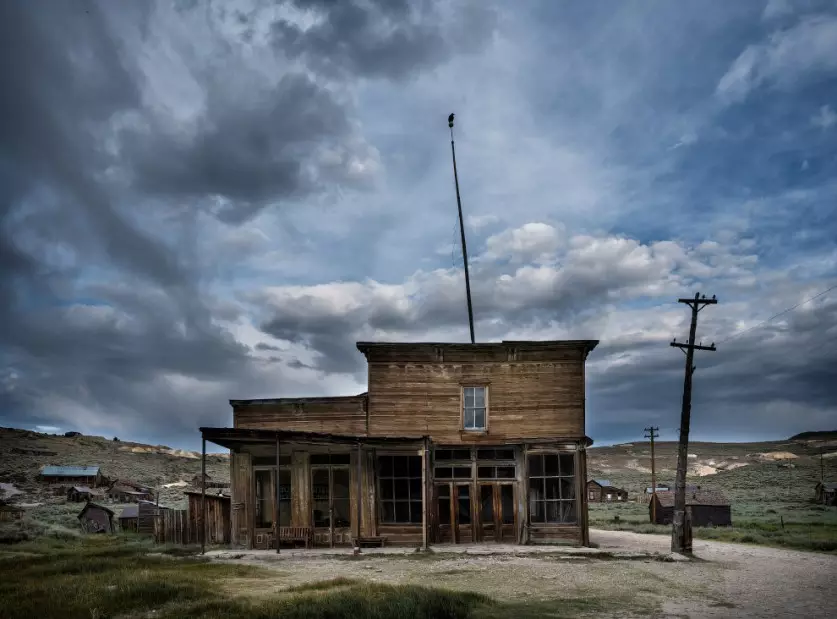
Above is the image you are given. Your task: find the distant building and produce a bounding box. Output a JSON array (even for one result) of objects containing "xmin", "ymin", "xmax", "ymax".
[
  {"xmin": 67, "ymin": 486, "xmax": 100, "ymax": 502},
  {"xmin": 107, "ymin": 485, "xmax": 154, "ymax": 503},
  {"xmin": 649, "ymin": 490, "xmax": 731, "ymax": 527},
  {"xmin": 39, "ymin": 465, "xmax": 103, "ymax": 488},
  {"xmin": 642, "ymin": 484, "xmax": 699, "ymax": 503},
  {"xmin": 0, "ymin": 500, "xmax": 23, "ymax": 522},
  {"xmin": 191, "ymin": 473, "xmax": 230, "ymax": 490},
  {"xmin": 815, "ymin": 482, "xmax": 837, "ymax": 506},
  {"xmin": 64, "ymin": 431, "xmax": 82, "ymax": 438},
  {"xmin": 117, "ymin": 504, "xmax": 140, "ymax": 532},
  {"xmin": 77, "ymin": 502, "xmax": 115, "ymax": 534},
  {"xmin": 586, "ymin": 479, "xmax": 628, "ymax": 502}
]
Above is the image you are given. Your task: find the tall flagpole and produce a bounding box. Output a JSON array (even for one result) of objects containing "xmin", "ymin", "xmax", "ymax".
[{"xmin": 448, "ymin": 112, "xmax": 475, "ymax": 344}]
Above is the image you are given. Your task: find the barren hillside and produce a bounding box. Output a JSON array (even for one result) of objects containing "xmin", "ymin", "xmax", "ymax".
[{"xmin": 0, "ymin": 427, "xmax": 229, "ymax": 508}]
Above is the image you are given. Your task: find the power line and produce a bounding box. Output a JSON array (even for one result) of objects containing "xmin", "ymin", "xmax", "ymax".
[{"xmin": 717, "ymin": 282, "xmax": 837, "ymax": 345}]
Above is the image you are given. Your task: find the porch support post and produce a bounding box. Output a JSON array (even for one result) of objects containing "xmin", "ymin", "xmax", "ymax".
[
  {"xmin": 201, "ymin": 435, "xmax": 206, "ymax": 555},
  {"xmin": 521, "ymin": 443, "xmax": 529, "ymax": 545},
  {"xmin": 422, "ymin": 437, "xmax": 429, "ymax": 551},
  {"xmin": 355, "ymin": 441, "xmax": 362, "ymax": 550},
  {"xmin": 275, "ymin": 436, "xmax": 280, "ymax": 554}
]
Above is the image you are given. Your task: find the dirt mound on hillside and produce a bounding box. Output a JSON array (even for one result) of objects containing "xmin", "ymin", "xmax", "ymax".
[{"xmin": 759, "ymin": 452, "xmax": 798, "ymax": 460}]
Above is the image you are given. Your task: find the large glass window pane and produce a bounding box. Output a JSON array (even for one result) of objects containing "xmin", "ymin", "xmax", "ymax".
[
  {"xmin": 560, "ymin": 478, "xmax": 575, "ymax": 500},
  {"xmin": 544, "ymin": 455, "xmax": 559, "ymax": 476},
  {"xmin": 528, "ymin": 454, "xmax": 544, "ymax": 476},
  {"xmin": 530, "ymin": 498, "xmax": 544, "ymax": 523},
  {"xmin": 410, "ymin": 501, "xmax": 422, "ymax": 523},
  {"xmin": 496, "ymin": 466, "xmax": 515, "ymax": 479},
  {"xmin": 438, "ymin": 495, "xmax": 451, "ymax": 525},
  {"xmin": 409, "ymin": 477, "xmax": 422, "ymax": 500},
  {"xmin": 378, "ymin": 455, "xmax": 424, "ymax": 524},
  {"xmin": 464, "ymin": 408, "xmax": 475, "ymax": 429},
  {"xmin": 452, "ymin": 449, "xmax": 471, "ymax": 460},
  {"xmin": 474, "ymin": 387, "xmax": 485, "ymax": 407},
  {"xmin": 474, "ymin": 408, "xmax": 486, "ymax": 429},
  {"xmin": 394, "ymin": 479, "xmax": 409, "ymax": 500},
  {"xmin": 561, "ymin": 501, "xmax": 577, "ymax": 523},
  {"xmin": 435, "ymin": 467, "xmax": 452, "ymax": 479},
  {"xmin": 379, "ymin": 456, "xmax": 393, "ymax": 477},
  {"xmin": 559, "ymin": 454, "xmax": 574, "ymax": 476},
  {"xmin": 546, "ymin": 477, "xmax": 560, "ymax": 500},
  {"xmin": 478, "ymin": 466, "xmax": 494, "ymax": 479}
]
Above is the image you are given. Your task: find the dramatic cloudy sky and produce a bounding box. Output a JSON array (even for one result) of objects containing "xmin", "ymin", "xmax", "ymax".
[{"xmin": 2, "ymin": 0, "xmax": 836, "ymax": 450}]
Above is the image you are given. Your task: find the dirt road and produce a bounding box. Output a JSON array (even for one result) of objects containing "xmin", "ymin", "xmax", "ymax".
[
  {"xmin": 211, "ymin": 531, "xmax": 837, "ymax": 618},
  {"xmin": 592, "ymin": 529, "xmax": 837, "ymax": 618}
]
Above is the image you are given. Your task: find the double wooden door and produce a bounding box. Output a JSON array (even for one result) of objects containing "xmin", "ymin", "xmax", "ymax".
[{"xmin": 435, "ymin": 481, "xmax": 515, "ymax": 543}]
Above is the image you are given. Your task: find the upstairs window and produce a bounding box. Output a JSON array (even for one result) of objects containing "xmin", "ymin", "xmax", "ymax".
[{"xmin": 462, "ymin": 386, "xmax": 487, "ymax": 431}]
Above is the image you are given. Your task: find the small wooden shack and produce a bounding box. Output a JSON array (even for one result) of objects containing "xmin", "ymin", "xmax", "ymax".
[
  {"xmin": 649, "ymin": 490, "xmax": 731, "ymax": 526},
  {"xmin": 78, "ymin": 502, "xmax": 115, "ymax": 534},
  {"xmin": 107, "ymin": 485, "xmax": 153, "ymax": 503},
  {"xmin": 185, "ymin": 490, "xmax": 231, "ymax": 544},
  {"xmin": 192, "ymin": 473, "xmax": 230, "ymax": 490},
  {"xmin": 815, "ymin": 482, "xmax": 837, "ymax": 506},
  {"xmin": 39, "ymin": 465, "xmax": 103, "ymax": 488},
  {"xmin": 67, "ymin": 486, "xmax": 100, "ymax": 502},
  {"xmin": 586, "ymin": 479, "xmax": 628, "ymax": 502},
  {"xmin": 118, "ymin": 504, "xmax": 139, "ymax": 532},
  {"xmin": 0, "ymin": 500, "xmax": 23, "ymax": 522}
]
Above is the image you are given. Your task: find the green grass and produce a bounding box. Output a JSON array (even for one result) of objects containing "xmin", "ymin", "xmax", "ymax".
[
  {"xmin": 589, "ymin": 500, "xmax": 837, "ymax": 553},
  {"xmin": 0, "ymin": 537, "xmax": 497, "ymax": 619}
]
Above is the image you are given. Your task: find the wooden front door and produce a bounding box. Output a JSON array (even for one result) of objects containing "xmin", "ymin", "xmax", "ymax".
[
  {"xmin": 478, "ymin": 483, "xmax": 515, "ymax": 542},
  {"xmin": 434, "ymin": 482, "xmax": 474, "ymax": 544},
  {"xmin": 311, "ymin": 467, "xmax": 351, "ymax": 547}
]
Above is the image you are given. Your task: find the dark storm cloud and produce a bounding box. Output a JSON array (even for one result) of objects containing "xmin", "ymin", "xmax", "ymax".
[
  {"xmin": 122, "ymin": 72, "xmax": 352, "ymax": 223},
  {"xmin": 271, "ymin": 0, "xmax": 497, "ymax": 80},
  {"xmin": 0, "ymin": 0, "xmax": 500, "ymax": 447}
]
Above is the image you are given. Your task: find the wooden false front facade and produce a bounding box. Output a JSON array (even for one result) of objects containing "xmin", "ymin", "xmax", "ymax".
[{"xmin": 202, "ymin": 340, "xmax": 597, "ymax": 550}]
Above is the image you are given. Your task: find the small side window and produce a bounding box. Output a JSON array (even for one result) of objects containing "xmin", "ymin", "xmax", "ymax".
[{"xmin": 462, "ymin": 386, "xmax": 487, "ymax": 431}]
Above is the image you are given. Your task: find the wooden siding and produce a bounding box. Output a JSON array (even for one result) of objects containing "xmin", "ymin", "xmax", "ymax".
[
  {"xmin": 367, "ymin": 361, "xmax": 585, "ymax": 443},
  {"xmin": 234, "ymin": 396, "xmax": 367, "ymax": 434},
  {"xmin": 230, "ymin": 451, "xmax": 252, "ymax": 548},
  {"xmin": 187, "ymin": 493, "xmax": 231, "ymax": 545}
]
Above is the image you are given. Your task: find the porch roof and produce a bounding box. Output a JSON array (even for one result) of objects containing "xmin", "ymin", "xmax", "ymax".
[{"xmin": 200, "ymin": 427, "xmax": 429, "ymax": 450}]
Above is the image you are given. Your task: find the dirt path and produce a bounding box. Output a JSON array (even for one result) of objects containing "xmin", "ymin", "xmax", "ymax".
[
  {"xmin": 210, "ymin": 532, "xmax": 837, "ymax": 618},
  {"xmin": 592, "ymin": 529, "xmax": 837, "ymax": 618}
]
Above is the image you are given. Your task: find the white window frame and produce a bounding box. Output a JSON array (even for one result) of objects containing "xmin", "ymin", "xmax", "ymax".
[{"xmin": 462, "ymin": 385, "xmax": 488, "ymax": 431}]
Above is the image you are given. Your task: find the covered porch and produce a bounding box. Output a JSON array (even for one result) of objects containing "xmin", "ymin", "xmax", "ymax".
[{"xmin": 199, "ymin": 427, "xmax": 430, "ymax": 553}]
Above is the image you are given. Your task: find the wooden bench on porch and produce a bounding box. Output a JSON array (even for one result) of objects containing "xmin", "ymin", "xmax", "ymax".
[
  {"xmin": 353, "ymin": 536, "xmax": 388, "ymax": 548},
  {"xmin": 278, "ymin": 526, "xmax": 313, "ymax": 549}
]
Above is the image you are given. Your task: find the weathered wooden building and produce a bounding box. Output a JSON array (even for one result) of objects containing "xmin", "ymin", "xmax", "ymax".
[
  {"xmin": 39, "ymin": 465, "xmax": 103, "ymax": 487},
  {"xmin": 586, "ymin": 479, "xmax": 628, "ymax": 502},
  {"xmin": 200, "ymin": 340, "xmax": 598, "ymax": 550},
  {"xmin": 78, "ymin": 502, "xmax": 115, "ymax": 534},
  {"xmin": 186, "ymin": 490, "xmax": 231, "ymax": 545},
  {"xmin": 649, "ymin": 490, "xmax": 731, "ymax": 526},
  {"xmin": 815, "ymin": 482, "xmax": 837, "ymax": 506},
  {"xmin": 118, "ymin": 504, "xmax": 139, "ymax": 532},
  {"xmin": 0, "ymin": 500, "xmax": 23, "ymax": 522},
  {"xmin": 67, "ymin": 486, "xmax": 100, "ymax": 502},
  {"xmin": 107, "ymin": 485, "xmax": 154, "ymax": 503}
]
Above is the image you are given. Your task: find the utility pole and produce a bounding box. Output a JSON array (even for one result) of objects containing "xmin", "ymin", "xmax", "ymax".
[
  {"xmin": 644, "ymin": 426, "xmax": 659, "ymax": 523},
  {"xmin": 448, "ymin": 112, "xmax": 476, "ymax": 344},
  {"xmin": 670, "ymin": 292, "xmax": 717, "ymax": 554}
]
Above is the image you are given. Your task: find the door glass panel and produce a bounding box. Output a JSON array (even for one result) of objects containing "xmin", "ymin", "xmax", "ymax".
[
  {"xmin": 278, "ymin": 469, "xmax": 291, "ymax": 527},
  {"xmin": 457, "ymin": 486, "xmax": 471, "ymax": 525},
  {"xmin": 332, "ymin": 469, "xmax": 350, "ymax": 528},
  {"xmin": 480, "ymin": 486, "xmax": 494, "ymax": 523},
  {"xmin": 312, "ymin": 469, "xmax": 329, "ymax": 527},
  {"xmin": 438, "ymin": 485, "xmax": 451, "ymax": 525},
  {"xmin": 500, "ymin": 485, "xmax": 514, "ymax": 525}
]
